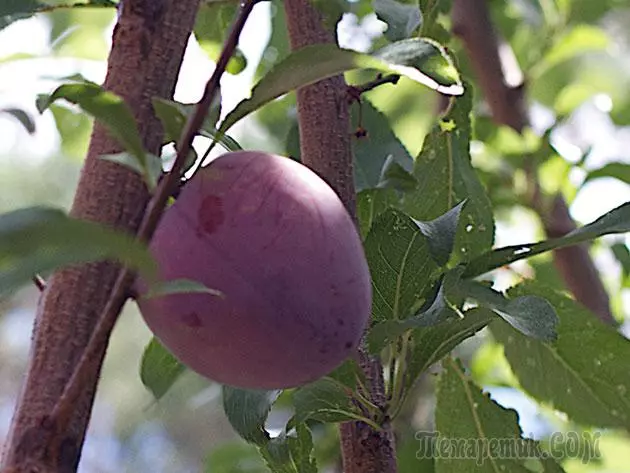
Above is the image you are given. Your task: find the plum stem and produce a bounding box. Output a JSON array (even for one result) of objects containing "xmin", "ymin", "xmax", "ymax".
[{"xmin": 49, "ymin": 0, "xmax": 260, "ymax": 434}]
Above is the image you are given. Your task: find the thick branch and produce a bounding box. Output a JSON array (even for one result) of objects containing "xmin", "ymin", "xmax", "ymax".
[
  {"xmin": 1, "ymin": 1, "xmax": 201, "ymax": 471},
  {"xmin": 452, "ymin": 0, "xmax": 615, "ymax": 325},
  {"xmin": 283, "ymin": 1, "xmax": 397, "ymax": 472}
]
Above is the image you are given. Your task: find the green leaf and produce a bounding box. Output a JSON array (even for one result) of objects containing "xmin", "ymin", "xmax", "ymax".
[
  {"xmin": 356, "ymin": 188, "xmax": 399, "ymax": 239},
  {"xmin": 373, "ymin": 0, "xmax": 422, "ymax": 42},
  {"xmin": 223, "ymin": 386, "xmax": 281, "ymax": 445},
  {"xmin": 435, "ymin": 357, "xmax": 566, "ymax": 472},
  {"xmin": 402, "ymin": 89, "xmax": 495, "ymax": 260},
  {"xmin": 352, "ymin": 98, "xmax": 414, "ymax": 192},
  {"xmin": 287, "ymin": 423, "xmax": 318, "ymax": 473},
  {"xmin": 292, "ymin": 378, "xmax": 365, "ymax": 424},
  {"xmin": 460, "ymin": 281, "xmax": 558, "ymax": 342},
  {"xmin": 1, "ymin": 107, "xmax": 35, "ymax": 133},
  {"xmin": 0, "ymin": 0, "xmax": 46, "ymax": 30},
  {"xmin": 37, "ymin": 83, "xmax": 152, "ymax": 183},
  {"xmin": 219, "ymin": 39, "xmax": 463, "ymax": 134},
  {"xmin": 50, "ymin": 104, "xmax": 92, "ymax": 158},
  {"xmin": 364, "ymin": 209, "xmax": 439, "ymax": 324},
  {"xmin": 414, "ymin": 200, "xmax": 466, "ymax": 266},
  {"xmin": 99, "ymin": 152, "xmax": 162, "ymax": 190},
  {"xmin": 464, "ymin": 201, "xmax": 630, "ymax": 278},
  {"xmin": 152, "ymin": 97, "xmax": 239, "ymax": 153},
  {"xmin": 0, "ymin": 207, "xmax": 156, "ymax": 295},
  {"xmin": 404, "ymin": 308, "xmax": 494, "ymax": 391},
  {"xmin": 368, "ymin": 270, "xmax": 462, "ymax": 351},
  {"xmin": 491, "ymin": 282, "xmax": 630, "ymax": 430},
  {"xmin": 377, "ymin": 155, "xmax": 417, "ymax": 193},
  {"xmin": 140, "ymin": 337, "xmax": 186, "ymax": 401},
  {"xmin": 194, "ymin": 3, "xmax": 246, "ymax": 75},
  {"xmin": 584, "ymin": 162, "xmax": 630, "ymax": 186},
  {"xmin": 611, "ymin": 242, "xmax": 630, "ymax": 279},
  {"xmin": 140, "ymin": 278, "xmax": 224, "ymax": 299}
]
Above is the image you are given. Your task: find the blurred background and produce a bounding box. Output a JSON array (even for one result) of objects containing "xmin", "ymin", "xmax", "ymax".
[{"xmin": 1, "ymin": 0, "xmax": 630, "ymax": 471}]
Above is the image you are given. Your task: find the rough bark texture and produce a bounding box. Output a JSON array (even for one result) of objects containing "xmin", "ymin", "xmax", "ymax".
[
  {"xmin": 283, "ymin": 1, "xmax": 397, "ymax": 472},
  {"xmin": 451, "ymin": 0, "xmax": 615, "ymax": 325},
  {"xmin": 1, "ymin": 1, "xmax": 200, "ymax": 471}
]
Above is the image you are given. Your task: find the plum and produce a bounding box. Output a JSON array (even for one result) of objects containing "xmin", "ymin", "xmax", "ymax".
[{"xmin": 137, "ymin": 150, "xmax": 371, "ymax": 389}]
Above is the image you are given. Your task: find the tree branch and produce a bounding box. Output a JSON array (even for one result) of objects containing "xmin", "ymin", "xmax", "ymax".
[
  {"xmin": 451, "ymin": 0, "xmax": 615, "ymax": 325},
  {"xmin": 282, "ymin": 1, "xmax": 397, "ymax": 472}
]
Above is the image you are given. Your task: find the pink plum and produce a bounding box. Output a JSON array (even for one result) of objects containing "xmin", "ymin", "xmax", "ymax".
[{"xmin": 137, "ymin": 151, "xmax": 371, "ymax": 389}]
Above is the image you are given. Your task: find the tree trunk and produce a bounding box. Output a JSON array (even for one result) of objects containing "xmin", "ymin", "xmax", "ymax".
[
  {"xmin": 1, "ymin": 1, "xmax": 200, "ymax": 471},
  {"xmin": 283, "ymin": 1, "xmax": 398, "ymax": 471}
]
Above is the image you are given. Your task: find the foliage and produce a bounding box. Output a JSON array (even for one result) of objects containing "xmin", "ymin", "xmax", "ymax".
[{"xmin": 2, "ymin": 0, "xmax": 630, "ymax": 472}]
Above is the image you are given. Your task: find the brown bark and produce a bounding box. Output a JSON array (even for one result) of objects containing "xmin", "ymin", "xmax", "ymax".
[
  {"xmin": 1, "ymin": 1, "xmax": 201, "ymax": 471},
  {"xmin": 451, "ymin": 0, "xmax": 615, "ymax": 325},
  {"xmin": 283, "ymin": 1, "xmax": 397, "ymax": 472}
]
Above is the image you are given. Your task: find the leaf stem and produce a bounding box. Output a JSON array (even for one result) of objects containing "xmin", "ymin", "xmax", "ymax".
[{"xmin": 49, "ymin": 0, "xmax": 260, "ymax": 432}]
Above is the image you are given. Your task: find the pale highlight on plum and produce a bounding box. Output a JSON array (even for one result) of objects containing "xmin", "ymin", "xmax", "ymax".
[{"xmin": 137, "ymin": 151, "xmax": 372, "ymax": 390}]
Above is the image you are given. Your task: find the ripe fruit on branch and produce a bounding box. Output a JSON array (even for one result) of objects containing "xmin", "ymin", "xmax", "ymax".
[{"xmin": 137, "ymin": 151, "xmax": 372, "ymax": 389}]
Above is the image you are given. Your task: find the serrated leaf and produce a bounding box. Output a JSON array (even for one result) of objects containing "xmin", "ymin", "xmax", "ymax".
[
  {"xmin": 435, "ymin": 357, "xmax": 566, "ymax": 472},
  {"xmin": 404, "ymin": 308, "xmax": 494, "ymax": 392},
  {"xmin": 491, "ymin": 282, "xmax": 630, "ymax": 430},
  {"xmin": 414, "ymin": 200, "xmax": 466, "ymax": 266},
  {"xmin": 464, "ymin": 201, "xmax": 630, "ymax": 278},
  {"xmin": 219, "ymin": 39, "xmax": 463, "ymax": 134},
  {"xmin": 369, "ymin": 270, "xmax": 462, "ymax": 351},
  {"xmin": 287, "ymin": 423, "xmax": 317, "ymax": 473},
  {"xmin": 100, "ymin": 152, "xmax": 162, "ymax": 190},
  {"xmin": 364, "ymin": 209, "xmax": 439, "ymax": 324},
  {"xmin": 140, "ymin": 337, "xmax": 186, "ymax": 401},
  {"xmin": 326, "ymin": 358, "xmax": 364, "ymax": 390},
  {"xmin": 402, "ymin": 89, "xmax": 495, "ymax": 260},
  {"xmin": 1, "ymin": 107, "xmax": 35, "ymax": 133},
  {"xmin": 140, "ymin": 278, "xmax": 224, "ymax": 299},
  {"xmin": 223, "ymin": 386, "xmax": 281, "ymax": 445},
  {"xmin": 460, "ymin": 281, "xmax": 558, "ymax": 341},
  {"xmin": 373, "ymin": 0, "xmax": 422, "ymax": 42},
  {"xmin": 352, "ymin": 98, "xmax": 414, "ymax": 191},
  {"xmin": 356, "ymin": 188, "xmax": 399, "ymax": 239},
  {"xmin": 0, "ymin": 206, "xmax": 156, "ymax": 295},
  {"xmin": 194, "ymin": 3, "xmax": 246, "ymax": 74},
  {"xmin": 292, "ymin": 378, "xmax": 363, "ymax": 424},
  {"xmin": 37, "ymin": 83, "xmax": 152, "ymax": 183}
]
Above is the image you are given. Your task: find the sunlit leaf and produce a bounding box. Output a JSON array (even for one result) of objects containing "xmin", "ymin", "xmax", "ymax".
[
  {"xmin": 223, "ymin": 386, "xmax": 281, "ymax": 445},
  {"xmin": 373, "ymin": 0, "xmax": 422, "ymax": 42},
  {"xmin": 491, "ymin": 282, "xmax": 630, "ymax": 430},
  {"xmin": 0, "ymin": 206, "xmax": 155, "ymax": 295},
  {"xmin": 220, "ymin": 39, "xmax": 463, "ymax": 134},
  {"xmin": 140, "ymin": 337, "xmax": 186, "ymax": 401},
  {"xmin": 464, "ymin": 201, "xmax": 630, "ymax": 277},
  {"xmin": 435, "ymin": 357, "xmax": 566, "ymax": 472}
]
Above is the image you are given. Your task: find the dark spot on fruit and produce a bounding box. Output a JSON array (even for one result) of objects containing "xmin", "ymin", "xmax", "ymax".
[
  {"xmin": 345, "ymin": 341, "xmax": 353, "ymax": 349},
  {"xmin": 199, "ymin": 195, "xmax": 224, "ymax": 234},
  {"xmin": 337, "ymin": 319, "xmax": 345, "ymax": 326},
  {"xmin": 181, "ymin": 312, "xmax": 203, "ymax": 328}
]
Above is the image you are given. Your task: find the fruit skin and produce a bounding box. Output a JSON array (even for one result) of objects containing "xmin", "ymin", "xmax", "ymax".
[{"xmin": 137, "ymin": 151, "xmax": 371, "ymax": 389}]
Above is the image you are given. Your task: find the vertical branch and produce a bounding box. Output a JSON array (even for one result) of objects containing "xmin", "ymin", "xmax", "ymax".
[
  {"xmin": 1, "ymin": 0, "xmax": 201, "ymax": 471},
  {"xmin": 282, "ymin": 1, "xmax": 397, "ymax": 472},
  {"xmin": 451, "ymin": 0, "xmax": 615, "ymax": 325}
]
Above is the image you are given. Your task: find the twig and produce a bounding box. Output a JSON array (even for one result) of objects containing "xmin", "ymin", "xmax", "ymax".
[
  {"xmin": 32, "ymin": 275, "xmax": 46, "ymax": 292},
  {"xmin": 49, "ymin": 0, "xmax": 259, "ymax": 432},
  {"xmin": 347, "ymin": 74, "xmax": 400, "ymax": 103}
]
